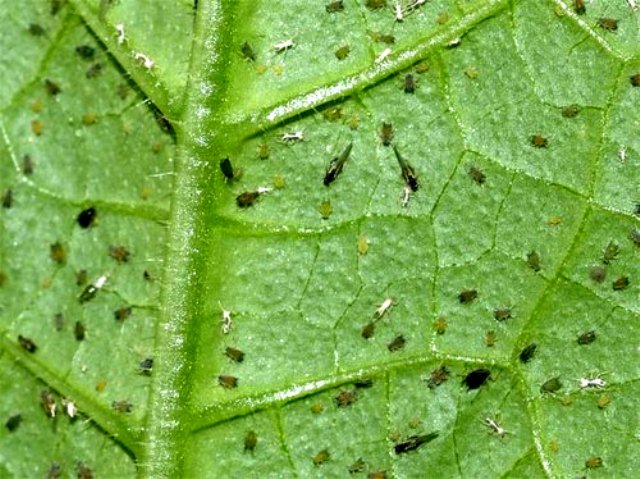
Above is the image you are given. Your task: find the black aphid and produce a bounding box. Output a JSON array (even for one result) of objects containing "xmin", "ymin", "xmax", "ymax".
[
  {"xmin": 220, "ymin": 157, "xmax": 235, "ymax": 181},
  {"xmin": 114, "ymin": 306, "xmax": 132, "ymax": 321},
  {"xmin": 236, "ymin": 191, "xmax": 260, "ymax": 208},
  {"xmin": 324, "ymin": 142, "xmax": 353, "ymax": 186},
  {"xmin": 219, "ymin": 375, "xmax": 238, "ymax": 389},
  {"xmin": 597, "ymin": 17, "xmax": 618, "ymax": 32},
  {"xmin": 602, "ymin": 241, "xmax": 620, "ymax": 264},
  {"xmin": 2, "ymin": 189, "xmax": 12, "ymax": 208},
  {"xmin": 139, "ymin": 357, "xmax": 154, "ymax": 375},
  {"xmin": 361, "ymin": 321, "xmax": 376, "ymax": 339},
  {"xmin": 112, "ymin": 400, "xmax": 133, "ymax": 413},
  {"xmin": 527, "ymin": 251, "xmax": 541, "ymax": 272},
  {"xmin": 612, "ymin": 275, "xmax": 629, "ymax": 291},
  {"xmin": 18, "ymin": 335, "xmax": 37, "ymax": 353},
  {"xmin": 462, "ymin": 368, "xmax": 490, "ymax": 390},
  {"xmin": 574, "ymin": 0, "xmax": 585, "ymax": 15},
  {"xmin": 225, "ymin": 346, "xmax": 245, "ymax": 363},
  {"xmin": 244, "ymin": 430, "xmax": 257, "ymax": 452},
  {"xmin": 380, "ymin": 122, "xmax": 394, "ymax": 146},
  {"xmin": 404, "ymin": 74, "xmax": 416, "ymax": 93},
  {"xmin": 577, "ymin": 330, "xmax": 596, "ymax": 345},
  {"xmin": 44, "ymin": 79, "xmax": 61, "ymax": 96},
  {"xmin": 335, "ymin": 389, "xmax": 358, "ymax": 407},
  {"xmin": 77, "ymin": 207, "xmax": 97, "ymax": 228},
  {"xmin": 393, "ymin": 146, "xmax": 418, "ymax": 192},
  {"xmin": 519, "ymin": 343, "xmax": 537, "ymax": 363},
  {"xmin": 354, "ymin": 379, "xmax": 373, "ymax": 389},
  {"xmin": 393, "ymin": 432, "xmax": 439, "ymax": 454},
  {"xmin": 75, "ymin": 45, "xmax": 96, "ymax": 60},
  {"xmin": 387, "ymin": 335, "xmax": 406, "ymax": 352},
  {"xmin": 458, "ymin": 289, "xmax": 478, "ymax": 304},
  {"xmin": 540, "ymin": 377, "xmax": 562, "ymax": 394},
  {"xmin": 74, "ymin": 321, "xmax": 86, "ymax": 341},
  {"xmin": 494, "ymin": 307, "xmax": 511, "ymax": 321},
  {"xmin": 326, "ymin": 0, "xmax": 344, "ymax": 13},
  {"xmin": 427, "ymin": 365, "xmax": 450, "ymax": 389},
  {"xmin": 631, "ymin": 74, "xmax": 640, "ymax": 87},
  {"xmin": 5, "ymin": 414, "xmax": 22, "ymax": 432},
  {"xmin": 241, "ymin": 41, "xmax": 256, "ymax": 61}
]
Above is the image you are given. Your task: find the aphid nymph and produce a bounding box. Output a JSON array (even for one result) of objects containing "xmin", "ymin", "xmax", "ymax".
[
  {"xmin": 393, "ymin": 146, "xmax": 418, "ymax": 192},
  {"xmin": 468, "ymin": 166, "xmax": 486, "ymax": 185},
  {"xmin": 597, "ymin": 17, "xmax": 618, "ymax": 32},
  {"xmin": 5, "ymin": 414, "xmax": 22, "ymax": 432},
  {"xmin": 220, "ymin": 157, "xmax": 235, "ymax": 181},
  {"xmin": 335, "ymin": 389, "xmax": 358, "ymax": 407},
  {"xmin": 313, "ymin": 449, "xmax": 331, "ymax": 466},
  {"xmin": 577, "ymin": 330, "xmax": 596, "ymax": 345},
  {"xmin": 75, "ymin": 45, "xmax": 96, "ymax": 60},
  {"xmin": 427, "ymin": 365, "xmax": 450, "ymax": 389},
  {"xmin": 394, "ymin": 432, "xmax": 439, "ymax": 454},
  {"xmin": 380, "ymin": 122, "xmax": 394, "ymax": 146},
  {"xmin": 463, "ymin": 368, "xmax": 491, "ymax": 390},
  {"xmin": 326, "ymin": 0, "xmax": 344, "ymax": 13},
  {"xmin": 612, "ymin": 275, "xmax": 629, "ymax": 291},
  {"xmin": 219, "ymin": 374, "xmax": 238, "ymax": 389},
  {"xmin": 18, "ymin": 335, "xmax": 37, "ymax": 353},
  {"xmin": 74, "ymin": 321, "xmax": 86, "ymax": 341},
  {"xmin": 403, "ymin": 73, "xmax": 416, "ymax": 93},
  {"xmin": 225, "ymin": 346, "xmax": 245, "ymax": 363},
  {"xmin": 77, "ymin": 206, "xmax": 97, "ymax": 228},
  {"xmin": 540, "ymin": 377, "xmax": 562, "ymax": 394},
  {"xmin": 139, "ymin": 357, "xmax": 154, "ymax": 375},
  {"xmin": 241, "ymin": 41, "xmax": 256, "ymax": 61},
  {"xmin": 361, "ymin": 321, "xmax": 376, "ymax": 339},
  {"xmin": 244, "ymin": 430, "xmax": 257, "ymax": 452},
  {"xmin": 458, "ymin": 289, "xmax": 478, "ymax": 304},
  {"xmin": 574, "ymin": 0, "xmax": 586, "ymax": 15},
  {"xmin": 236, "ymin": 187, "xmax": 271, "ymax": 208},
  {"xmin": 519, "ymin": 343, "xmax": 537, "ymax": 363},
  {"xmin": 387, "ymin": 334, "xmax": 406, "ymax": 352},
  {"xmin": 79, "ymin": 273, "xmax": 109, "ymax": 303},
  {"xmin": 112, "ymin": 400, "xmax": 133, "ymax": 413},
  {"xmin": 323, "ymin": 142, "xmax": 353, "ymax": 186}
]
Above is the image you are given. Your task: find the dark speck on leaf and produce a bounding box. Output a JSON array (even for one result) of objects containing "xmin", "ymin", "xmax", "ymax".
[
  {"xmin": 527, "ymin": 251, "xmax": 541, "ymax": 272},
  {"xmin": 540, "ymin": 377, "xmax": 562, "ymax": 394},
  {"xmin": 458, "ymin": 289, "xmax": 478, "ymax": 304},
  {"xmin": 74, "ymin": 321, "xmax": 86, "ymax": 341},
  {"xmin": 2, "ymin": 189, "xmax": 13, "ymax": 208},
  {"xmin": 236, "ymin": 191, "xmax": 260, "ymax": 208},
  {"xmin": 77, "ymin": 207, "xmax": 97, "ymax": 228},
  {"xmin": 561, "ymin": 104, "xmax": 581, "ymax": 118},
  {"xmin": 394, "ymin": 432, "xmax": 439, "ymax": 454},
  {"xmin": 519, "ymin": 343, "xmax": 537, "ymax": 363},
  {"xmin": 577, "ymin": 330, "xmax": 596, "ymax": 345},
  {"xmin": 240, "ymin": 41, "xmax": 256, "ymax": 61},
  {"xmin": 85, "ymin": 62, "xmax": 103, "ymax": 78},
  {"xmin": 361, "ymin": 321, "xmax": 376, "ymax": 339},
  {"xmin": 494, "ymin": 308, "xmax": 511, "ymax": 321},
  {"xmin": 463, "ymin": 368, "xmax": 490, "ymax": 390},
  {"xmin": 45, "ymin": 79, "xmax": 61, "ymax": 95},
  {"xmin": 5, "ymin": 414, "xmax": 22, "ymax": 432},
  {"xmin": 28, "ymin": 23, "xmax": 46, "ymax": 36},
  {"xmin": 18, "ymin": 335, "xmax": 37, "ymax": 353},
  {"xmin": 387, "ymin": 335, "xmax": 406, "ymax": 352},
  {"xmin": 531, "ymin": 135, "xmax": 548, "ymax": 148},
  {"xmin": 114, "ymin": 306, "xmax": 132, "ymax": 321},
  {"xmin": 244, "ymin": 430, "xmax": 257, "ymax": 452},
  {"xmin": 612, "ymin": 276, "xmax": 629, "ymax": 291},
  {"xmin": 139, "ymin": 357, "xmax": 154, "ymax": 375},
  {"xmin": 219, "ymin": 375, "xmax": 238, "ymax": 389},
  {"xmin": 574, "ymin": 0, "xmax": 585, "ymax": 15},
  {"xmin": 326, "ymin": 0, "xmax": 344, "ymax": 13},
  {"xmin": 597, "ymin": 17, "xmax": 618, "ymax": 32},
  {"xmin": 630, "ymin": 74, "xmax": 640, "ymax": 87},
  {"xmin": 109, "ymin": 245, "xmax": 130, "ymax": 263},
  {"xmin": 75, "ymin": 45, "xmax": 96, "ymax": 60},
  {"xmin": 224, "ymin": 346, "xmax": 244, "ymax": 363},
  {"xmin": 404, "ymin": 74, "xmax": 416, "ymax": 93}
]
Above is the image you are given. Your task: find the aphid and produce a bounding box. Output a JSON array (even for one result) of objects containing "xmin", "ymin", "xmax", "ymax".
[
  {"xmin": 114, "ymin": 306, "xmax": 132, "ymax": 321},
  {"xmin": 75, "ymin": 45, "xmax": 96, "ymax": 60},
  {"xmin": 74, "ymin": 321, "xmax": 86, "ymax": 341},
  {"xmin": 401, "ymin": 184, "xmax": 412, "ymax": 208},
  {"xmin": 380, "ymin": 122, "xmax": 394, "ymax": 146},
  {"xmin": 31, "ymin": 120, "xmax": 43, "ymax": 136},
  {"xmin": 574, "ymin": 0, "xmax": 586, "ymax": 15},
  {"xmin": 374, "ymin": 298, "xmax": 394, "ymax": 319},
  {"xmin": 273, "ymin": 39, "xmax": 294, "ymax": 53},
  {"xmin": 237, "ymin": 187, "xmax": 271, "ymax": 208},
  {"xmin": 433, "ymin": 316, "xmax": 447, "ymax": 335},
  {"xmin": 244, "ymin": 430, "xmax": 257, "ymax": 453},
  {"xmin": 375, "ymin": 47, "xmax": 392, "ymax": 64},
  {"xmin": 77, "ymin": 206, "xmax": 97, "ymax": 228},
  {"xmin": 446, "ymin": 37, "xmax": 461, "ymax": 48},
  {"xmin": 28, "ymin": 23, "xmax": 46, "ymax": 36},
  {"xmin": 393, "ymin": 146, "xmax": 419, "ymax": 192},
  {"xmin": 394, "ymin": 432, "xmax": 439, "ymax": 454},
  {"xmin": 139, "ymin": 357, "xmax": 153, "ymax": 375},
  {"xmin": 75, "ymin": 269, "xmax": 87, "ymax": 287},
  {"xmin": 143, "ymin": 269, "xmax": 153, "ymax": 282},
  {"xmin": 53, "ymin": 312, "xmax": 64, "ymax": 331},
  {"xmin": 79, "ymin": 273, "xmax": 108, "ymax": 303},
  {"xmin": 597, "ymin": 394, "xmax": 611, "ymax": 409},
  {"xmin": 540, "ymin": 377, "xmax": 562, "ymax": 394},
  {"xmin": 76, "ymin": 463, "xmax": 93, "ymax": 479},
  {"xmin": 225, "ymin": 346, "xmax": 245, "ymax": 363},
  {"xmin": 597, "ymin": 18, "xmax": 618, "ymax": 32},
  {"xmin": 324, "ymin": 142, "xmax": 353, "ymax": 186},
  {"xmin": 589, "ymin": 266, "xmax": 606, "ymax": 283},
  {"xmin": 585, "ymin": 456, "xmax": 603, "ymax": 469},
  {"xmin": 368, "ymin": 472, "xmax": 386, "ymax": 479},
  {"xmin": 134, "ymin": 52, "xmax": 154, "ymax": 70},
  {"xmin": 531, "ymin": 135, "xmax": 548, "ymax": 148},
  {"xmin": 45, "ymin": 79, "xmax": 61, "ymax": 96},
  {"xmin": 220, "ymin": 157, "xmax": 235, "ymax": 181},
  {"xmin": 361, "ymin": 321, "xmax": 376, "ymax": 339},
  {"xmin": 46, "ymin": 463, "xmax": 61, "ymax": 479},
  {"xmin": 602, "ymin": 241, "xmax": 620, "ymax": 264},
  {"xmin": 319, "ymin": 199, "xmax": 333, "ymax": 220},
  {"xmin": 387, "ymin": 335, "xmax": 406, "ymax": 352},
  {"xmin": 240, "ymin": 41, "xmax": 256, "ymax": 61},
  {"xmin": 5, "ymin": 414, "xmax": 22, "ymax": 432},
  {"xmin": 354, "ymin": 379, "xmax": 373, "ymax": 389},
  {"xmin": 326, "ymin": 0, "xmax": 344, "ymax": 13},
  {"xmin": 41, "ymin": 390, "xmax": 57, "ymax": 418},
  {"xmin": 463, "ymin": 368, "xmax": 491, "ymax": 390},
  {"xmin": 630, "ymin": 74, "xmax": 640, "ymax": 87},
  {"xmin": 115, "ymin": 23, "xmax": 126, "ymax": 44},
  {"xmin": 577, "ymin": 330, "xmax": 596, "ymax": 345},
  {"xmin": 109, "ymin": 245, "xmax": 130, "ymax": 263},
  {"xmin": 483, "ymin": 417, "xmax": 509, "ymax": 437},
  {"xmin": 61, "ymin": 398, "xmax": 77, "ymax": 419},
  {"xmin": 49, "ymin": 241, "xmax": 66, "ymax": 264},
  {"xmin": 403, "ymin": 74, "xmax": 416, "ymax": 93},
  {"xmin": 367, "ymin": 30, "xmax": 395, "ymax": 44},
  {"xmin": 561, "ymin": 104, "xmax": 581, "ymax": 118},
  {"xmin": 484, "ymin": 330, "xmax": 497, "ymax": 347},
  {"xmin": 348, "ymin": 458, "xmax": 366, "ymax": 474},
  {"xmin": 219, "ymin": 375, "xmax": 238, "ymax": 389},
  {"xmin": 427, "ymin": 365, "xmax": 450, "ymax": 389},
  {"xmin": 313, "ymin": 449, "xmax": 331, "ymax": 466},
  {"xmin": 519, "ymin": 343, "xmax": 537, "ymax": 363},
  {"xmin": 612, "ymin": 275, "xmax": 629, "ymax": 291},
  {"xmin": 86, "ymin": 62, "xmax": 104, "ymax": 78},
  {"xmin": 527, "ymin": 251, "xmax": 541, "ymax": 272},
  {"xmin": 494, "ymin": 307, "xmax": 511, "ymax": 321},
  {"xmin": 635, "ymin": 203, "xmax": 640, "ymax": 216},
  {"xmin": 18, "ymin": 335, "xmax": 37, "ymax": 353},
  {"xmin": 257, "ymin": 143, "xmax": 270, "ymax": 160},
  {"xmin": 365, "ymin": 0, "xmax": 387, "ymax": 10},
  {"xmin": 630, "ymin": 228, "xmax": 640, "ymax": 246},
  {"xmin": 95, "ymin": 380, "xmax": 107, "ymax": 392},
  {"xmin": 2, "ymin": 189, "xmax": 12, "ymax": 208},
  {"xmin": 310, "ymin": 402, "xmax": 324, "ymax": 414},
  {"xmin": 22, "ymin": 155, "xmax": 34, "ymax": 175},
  {"xmin": 458, "ymin": 289, "xmax": 478, "ymax": 304},
  {"xmin": 335, "ymin": 389, "xmax": 358, "ymax": 407},
  {"xmin": 357, "ymin": 234, "xmax": 369, "ymax": 255},
  {"xmin": 112, "ymin": 400, "xmax": 133, "ymax": 413},
  {"xmin": 578, "ymin": 373, "xmax": 606, "ymax": 390},
  {"xmin": 335, "ymin": 45, "xmax": 350, "ymax": 60}
]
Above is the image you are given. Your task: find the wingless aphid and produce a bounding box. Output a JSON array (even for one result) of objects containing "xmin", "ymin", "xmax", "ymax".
[
  {"xmin": 244, "ymin": 430, "xmax": 257, "ymax": 452},
  {"xmin": 324, "ymin": 142, "xmax": 353, "ymax": 186},
  {"xmin": 380, "ymin": 122, "xmax": 394, "ymax": 146},
  {"xmin": 241, "ymin": 41, "xmax": 256, "ymax": 61},
  {"xmin": 393, "ymin": 146, "xmax": 418, "ymax": 191},
  {"xmin": 326, "ymin": 1, "xmax": 344, "ymax": 13},
  {"xmin": 219, "ymin": 157, "xmax": 235, "ymax": 181},
  {"xmin": 236, "ymin": 187, "xmax": 271, "ymax": 207},
  {"xmin": 463, "ymin": 369, "xmax": 491, "ymax": 390},
  {"xmin": 18, "ymin": 335, "xmax": 37, "ymax": 353}
]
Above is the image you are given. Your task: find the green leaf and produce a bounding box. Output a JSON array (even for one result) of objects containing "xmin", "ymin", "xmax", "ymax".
[{"xmin": 1, "ymin": 0, "xmax": 639, "ymax": 478}]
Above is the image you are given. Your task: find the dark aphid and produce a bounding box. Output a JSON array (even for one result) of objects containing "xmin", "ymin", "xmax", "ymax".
[
  {"xmin": 577, "ymin": 330, "xmax": 596, "ymax": 345},
  {"xmin": 368, "ymin": 472, "xmax": 386, "ymax": 479},
  {"xmin": 50, "ymin": 0, "xmax": 65, "ymax": 15},
  {"xmin": 76, "ymin": 463, "xmax": 93, "ymax": 479},
  {"xmin": 527, "ymin": 251, "xmax": 541, "ymax": 272},
  {"xmin": 77, "ymin": 207, "xmax": 97, "ymax": 228},
  {"xmin": 40, "ymin": 390, "xmax": 57, "ymax": 418},
  {"xmin": 112, "ymin": 400, "xmax": 133, "ymax": 413},
  {"xmin": 53, "ymin": 313, "xmax": 64, "ymax": 331},
  {"xmin": 574, "ymin": 0, "xmax": 586, "ymax": 15},
  {"xmin": 236, "ymin": 191, "xmax": 260, "ymax": 207},
  {"xmin": 335, "ymin": 45, "xmax": 351, "ymax": 60},
  {"xmin": 31, "ymin": 120, "xmax": 43, "ymax": 136},
  {"xmin": 45, "ymin": 79, "xmax": 61, "ymax": 96},
  {"xmin": 540, "ymin": 377, "xmax": 562, "ymax": 394},
  {"xmin": 561, "ymin": 104, "xmax": 581, "ymax": 118},
  {"xmin": 143, "ymin": 269, "xmax": 153, "ymax": 281},
  {"xmin": 50, "ymin": 241, "xmax": 66, "ymax": 264},
  {"xmin": 380, "ymin": 122, "xmax": 394, "ymax": 146},
  {"xmin": 139, "ymin": 357, "xmax": 154, "ymax": 375},
  {"xmin": 28, "ymin": 23, "xmax": 46, "ymax": 36},
  {"xmin": 630, "ymin": 74, "xmax": 640, "ymax": 87},
  {"xmin": 2, "ymin": 189, "xmax": 12, "ymax": 208},
  {"xmin": 404, "ymin": 74, "xmax": 416, "ymax": 93},
  {"xmin": 219, "ymin": 157, "xmax": 235, "ymax": 181},
  {"xmin": 468, "ymin": 166, "xmax": 486, "ymax": 185},
  {"xmin": 348, "ymin": 458, "xmax": 366, "ymax": 474},
  {"xmin": 597, "ymin": 17, "xmax": 618, "ymax": 32},
  {"xmin": 612, "ymin": 275, "xmax": 629, "ymax": 291},
  {"xmin": 361, "ymin": 321, "xmax": 376, "ymax": 339},
  {"xmin": 47, "ymin": 463, "xmax": 62, "ymax": 479},
  {"xmin": 585, "ymin": 456, "xmax": 603, "ymax": 469},
  {"xmin": 225, "ymin": 346, "xmax": 245, "ymax": 363},
  {"xmin": 393, "ymin": 146, "xmax": 418, "ymax": 192},
  {"xmin": 75, "ymin": 45, "xmax": 96, "ymax": 60},
  {"xmin": 387, "ymin": 335, "xmax": 406, "ymax": 352},
  {"xmin": 427, "ymin": 365, "xmax": 450, "ymax": 389},
  {"xmin": 75, "ymin": 269, "xmax": 88, "ymax": 287},
  {"xmin": 531, "ymin": 135, "xmax": 548, "ymax": 148},
  {"xmin": 86, "ymin": 62, "xmax": 104, "ymax": 78},
  {"xmin": 484, "ymin": 330, "xmax": 497, "ymax": 347},
  {"xmin": 5, "ymin": 414, "xmax": 22, "ymax": 432},
  {"xmin": 635, "ymin": 203, "xmax": 640, "ymax": 216},
  {"xmin": 434, "ymin": 316, "xmax": 447, "ymax": 334},
  {"xmin": 458, "ymin": 289, "xmax": 478, "ymax": 304},
  {"xmin": 219, "ymin": 375, "xmax": 238, "ymax": 389},
  {"xmin": 322, "ymin": 106, "xmax": 343, "ymax": 122},
  {"xmin": 22, "ymin": 155, "xmax": 34, "ymax": 175},
  {"xmin": 365, "ymin": 0, "xmax": 387, "ymax": 10},
  {"xmin": 494, "ymin": 307, "xmax": 511, "ymax": 321},
  {"xmin": 326, "ymin": 0, "xmax": 344, "ymax": 13},
  {"xmin": 519, "ymin": 343, "xmax": 537, "ymax": 363},
  {"xmin": 109, "ymin": 245, "xmax": 131, "ymax": 263},
  {"xmin": 18, "ymin": 335, "xmax": 37, "ymax": 353},
  {"xmin": 313, "ymin": 449, "xmax": 331, "ymax": 466},
  {"xmin": 324, "ymin": 142, "xmax": 353, "ymax": 186},
  {"xmin": 240, "ymin": 41, "xmax": 256, "ymax": 61},
  {"xmin": 590, "ymin": 266, "xmax": 606, "ymax": 283},
  {"xmin": 354, "ymin": 378, "xmax": 373, "ymax": 389},
  {"xmin": 335, "ymin": 389, "xmax": 358, "ymax": 407},
  {"xmin": 463, "ymin": 368, "xmax": 490, "ymax": 390},
  {"xmin": 244, "ymin": 430, "xmax": 257, "ymax": 452},
  {"xmin": 74, "ymin": 321, "xmax": 86, "ymax": 341},
  {"xmin": 602, "ymin": 241, "xmax": 620, "ymax": 264},
  {"xmin": 114, "ymin": 306, "xmax": 132, "ymax": 321},
  {"xmin": 630, "ymin": 228, "xmax": 640, "ymax": 246},
  {"xmin": 394, "ymin": 432, "xmax": 439, "ymax": 454}
]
